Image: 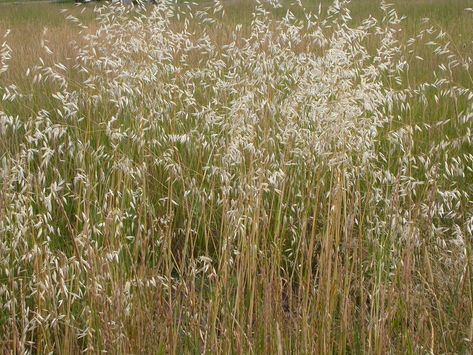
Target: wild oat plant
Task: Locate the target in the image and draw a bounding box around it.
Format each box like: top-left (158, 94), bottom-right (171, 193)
top-left (0, 0), bottom-right (472, 353)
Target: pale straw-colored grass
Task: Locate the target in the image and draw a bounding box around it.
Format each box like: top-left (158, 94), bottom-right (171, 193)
top-left (1, 0), bottom-right (472, 353)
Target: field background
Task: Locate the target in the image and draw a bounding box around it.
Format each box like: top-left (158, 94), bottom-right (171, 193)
top-left (1, 0), bottom-right (473, 353)
top-left (1, 0), bottom-right (472, 82)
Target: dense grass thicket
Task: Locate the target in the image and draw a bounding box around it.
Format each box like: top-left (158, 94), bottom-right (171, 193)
top-left (1, 0), bottom-right (473, 353)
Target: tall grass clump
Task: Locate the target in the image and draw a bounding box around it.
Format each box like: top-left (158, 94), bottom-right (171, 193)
top-left (1, 0), bottom-right (472, 353)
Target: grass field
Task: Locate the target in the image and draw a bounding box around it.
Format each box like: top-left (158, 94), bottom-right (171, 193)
top-left (1, 0), bottom-right (473, 353)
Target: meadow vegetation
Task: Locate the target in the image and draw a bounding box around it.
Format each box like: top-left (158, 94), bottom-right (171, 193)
top-left (1, 0), bottom-right (473, 353)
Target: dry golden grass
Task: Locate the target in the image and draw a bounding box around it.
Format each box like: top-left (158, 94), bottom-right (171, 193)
top-left (0, 1), bottom-right (472, 354)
